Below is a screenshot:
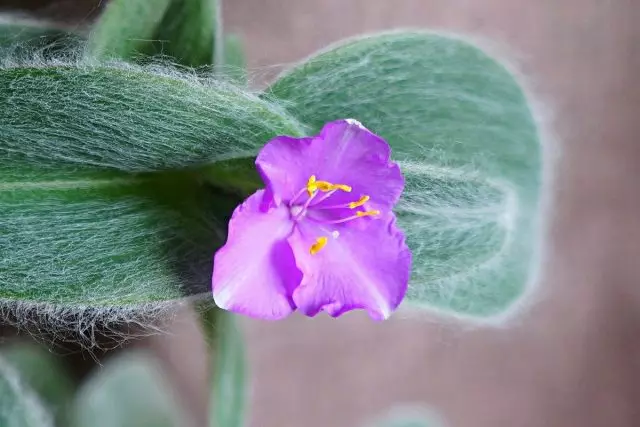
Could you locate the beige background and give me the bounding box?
[4,1,640,426]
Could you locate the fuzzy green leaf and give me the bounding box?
[87,0,219,67]
[72,350,184,427]
[0,65,303,313]
[2,343,75,426]
[86,0,173,60]
[0,356,54,427]
[266,32,542,318]
[146,0,219,67]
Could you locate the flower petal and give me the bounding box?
[212,190,301,320]
[256,119,404,210]
[287,213,411,320]
[254,135,313,205]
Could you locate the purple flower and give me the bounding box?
[212,119,412,320]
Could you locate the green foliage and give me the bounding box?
[1,30,541,328]
[0,64,303,317]
[266,32,541,318]
[87,0,219,67]
[71,350,184,427]
[2,343,75,426]
[206,310,247,427]
[0,356,53,427]
[86,0,172,60]
[147,0,219,67]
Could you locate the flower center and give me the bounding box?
[290,205,305,218]
[288,175,381,255]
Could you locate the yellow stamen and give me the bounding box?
[306,175,317,196]
[305,175,352,195]
[356,209,380,218]
[348,195,370,209]
[330,184,352,192]
[310,236,328,255]
[315,181,334,192]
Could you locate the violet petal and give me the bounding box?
[287,213,412,320]
[212,190,301,320]
[256,119,404,211]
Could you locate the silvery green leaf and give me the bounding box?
[71,350,184,427]
[2,342,75,425]
[0,356,54,427]
[0,64,303,327]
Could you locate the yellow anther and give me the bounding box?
[305,175,352,195]
[310,236,328,255]
[348,195,370,209]
[306,175,317,196]
[315,181,334,192]
[330,184,352,192]
[356,209,380,218]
